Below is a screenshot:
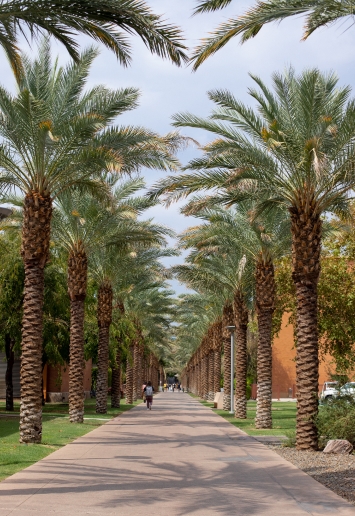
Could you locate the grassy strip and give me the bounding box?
[190,394,296,436]
[0,397,141,482]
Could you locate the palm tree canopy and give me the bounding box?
[52,177,149,255]
[0,40,180,198]
[173,292,223,369]
[0,0,187,77]
[191,0,353,70]
[180,202,290,271]
[150,68,355,219]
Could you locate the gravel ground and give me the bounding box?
[268,445,355,505]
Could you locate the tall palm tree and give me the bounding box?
[192,204,290,427]
[109,247,174,404]
[191,0,350,69]
[0,41,161,443]
[0,0,187,77]
[91,218,174,414]
[175,214,253,416]
[52,118,180,423]
[150,68,355,449]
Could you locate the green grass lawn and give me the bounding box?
[0,397,140,482]
[192,395,296,436]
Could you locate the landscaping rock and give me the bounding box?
[323,440,353,454]
[267,444,355,506]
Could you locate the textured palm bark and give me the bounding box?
[213,349,221,394]
[20,192,52,444]
[255,259,275,429]
[196,354,200,395]
[208,351,214,401]
[213,321,222,395]
[234,291,248,419]
[138,350,143,398]
[111,344,121,408]
[96,281,113,414]
[142,357,147,384]
[290,205,321,451]
[5,335,15,412]
[68,246,87,423]
[203,351,209,399]
[222,302,234,411]
[69,299,85,422]
[96,326,109,413]
[133,342,139,402]
[126,345,134,404]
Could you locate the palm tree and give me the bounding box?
[0,41,161,443]
[175,214,253,416]
[110,301,134,408]
[191,0,349,69]
[91,217,174,414]
[52,116,180,423]
[150,68,355,449]
[0,0,187,77]
[194,204,290,427]
[173,292,223,397]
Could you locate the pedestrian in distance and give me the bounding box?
[144,381,154,410]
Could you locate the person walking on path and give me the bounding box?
[144,381,154,410]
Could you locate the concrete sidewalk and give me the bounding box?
[0,393,354,516]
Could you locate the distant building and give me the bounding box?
[0,357,92,401]
[271,313,339,399]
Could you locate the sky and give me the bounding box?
[1,0,354,294]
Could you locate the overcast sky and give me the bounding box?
[1,0,354,293]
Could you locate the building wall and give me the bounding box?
[46,359,92,402]
[272,313,336,398]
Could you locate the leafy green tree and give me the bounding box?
[0,233,23,411]
[0,231,70,410]
[0,0,187,77]
[275,254,355,376]
[191,0,352,69]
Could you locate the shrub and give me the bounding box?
[316,396,355,449]
[282,430,296,448]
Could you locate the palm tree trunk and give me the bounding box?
[213,347,221,396]
[137,349,143,399]
[96,280,113,414]
[208,350,214,401]
[20,192,52,444]
[111,343,121,408]
[133,341,139,401]
[126,345,134,404]
[5,335,15,412]
[222,302,234,411]
[69,299,85,421]
[290,207,321,451]
[199,353,202,396]
[68,247,87,423]
[202,349,207,399]
[234,291,248,419]
[255,258,275,429]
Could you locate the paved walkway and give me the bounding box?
[1,393,354,516]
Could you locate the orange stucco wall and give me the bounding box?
[46,359,92,396]
[272,313,335,398]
